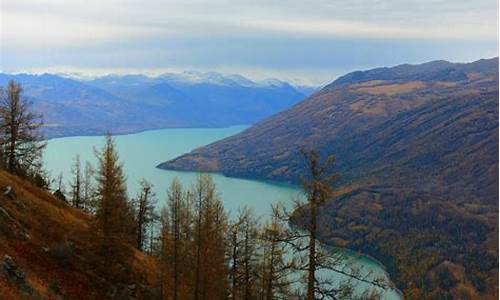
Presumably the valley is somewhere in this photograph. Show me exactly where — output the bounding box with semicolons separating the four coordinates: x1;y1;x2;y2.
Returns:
2;1;498;299
43;126;402;300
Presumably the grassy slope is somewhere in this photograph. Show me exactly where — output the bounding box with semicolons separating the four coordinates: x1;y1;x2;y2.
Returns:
0;171;158;299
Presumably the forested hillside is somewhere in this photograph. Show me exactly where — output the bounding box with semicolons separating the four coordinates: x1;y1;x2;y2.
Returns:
159;58;499;299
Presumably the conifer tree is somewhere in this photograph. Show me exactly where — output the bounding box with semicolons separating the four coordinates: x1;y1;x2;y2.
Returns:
300;149;337;300
227;207;260;300
0;80;45;178
69;155;83;208
133;179;157;251
168;178;182;299
82;161;96;213
260;204;296;300
159;178;196;300
192;174;227;300
93;134;135;277
228;212;245;300
290;150;386;299
159;206;171;300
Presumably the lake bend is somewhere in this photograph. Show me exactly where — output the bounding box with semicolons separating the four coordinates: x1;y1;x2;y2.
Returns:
44;126;402;300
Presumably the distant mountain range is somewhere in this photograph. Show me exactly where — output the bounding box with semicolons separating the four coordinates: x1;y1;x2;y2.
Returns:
159;58;499;298
0;72;315;138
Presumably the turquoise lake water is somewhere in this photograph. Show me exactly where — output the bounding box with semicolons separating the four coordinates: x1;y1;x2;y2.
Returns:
44;126;402;300
44;125;301;217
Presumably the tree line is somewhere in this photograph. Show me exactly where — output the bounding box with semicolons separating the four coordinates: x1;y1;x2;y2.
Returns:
81;137;388;300
0;80;391;299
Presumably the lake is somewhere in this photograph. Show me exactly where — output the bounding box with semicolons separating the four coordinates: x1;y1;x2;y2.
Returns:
44;126;402;300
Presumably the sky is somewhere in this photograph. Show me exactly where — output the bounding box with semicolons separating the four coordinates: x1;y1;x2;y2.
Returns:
1;0;498;85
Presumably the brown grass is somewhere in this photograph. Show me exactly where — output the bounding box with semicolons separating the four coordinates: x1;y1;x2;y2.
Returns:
466;72;482;80
0;279;21;300
351;80;387;88
191;156;220;171
0;171;159;299
354;81;426;95
434;81;458;88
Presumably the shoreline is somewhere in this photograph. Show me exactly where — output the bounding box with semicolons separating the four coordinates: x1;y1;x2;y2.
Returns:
43;124;251;141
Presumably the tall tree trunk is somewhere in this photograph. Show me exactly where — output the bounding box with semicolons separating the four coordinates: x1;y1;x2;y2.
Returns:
231;229;238;300
265;240;276;300
194;191;202;300
244;229;249;300
173;199;179;300
8;117;16;173
307;190;317;300
137;216;144;249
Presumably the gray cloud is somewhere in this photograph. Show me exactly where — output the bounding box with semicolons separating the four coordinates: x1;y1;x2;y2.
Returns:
1;0;498;84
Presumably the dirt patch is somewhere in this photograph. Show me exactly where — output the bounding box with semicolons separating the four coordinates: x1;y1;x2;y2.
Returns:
355;81;426;95
190;156;220;171
349;99;387;115
351;80;387;88
466;72;482;80
434;81;458;88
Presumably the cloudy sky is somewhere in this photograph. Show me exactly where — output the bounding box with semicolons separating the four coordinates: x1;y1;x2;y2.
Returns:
1;0;498;85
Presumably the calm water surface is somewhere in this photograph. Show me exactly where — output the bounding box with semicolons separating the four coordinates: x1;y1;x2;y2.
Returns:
44;126;401;300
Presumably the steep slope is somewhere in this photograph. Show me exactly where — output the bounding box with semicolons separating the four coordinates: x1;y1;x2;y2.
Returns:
0;171;159;299
300;184;498;299
159;58;499;298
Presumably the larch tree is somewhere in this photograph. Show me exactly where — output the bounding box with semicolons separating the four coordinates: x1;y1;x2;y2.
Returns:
192;174;228;300
82;161;96;213
159;205;174;300
287;150;387;300
0;80;45;178
300;149;338;300
159;178;196;300
159;206;170;300
260;204;297;300
227;207;260;300
93;134;135;278
227;211;245;300
278;149;342;299
203;187;228;300
240;208;260;300
193;174;207;300
133;179;157;251
178;188;195;296
69;154;83;209
168;178;182;300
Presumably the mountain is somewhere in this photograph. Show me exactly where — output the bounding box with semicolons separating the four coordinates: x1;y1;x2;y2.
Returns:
0;73;157;137
159;70;257;86
0;171;158;299
88;72;309;127
0;72;309;138
158;58;499;298
158;58;498;199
